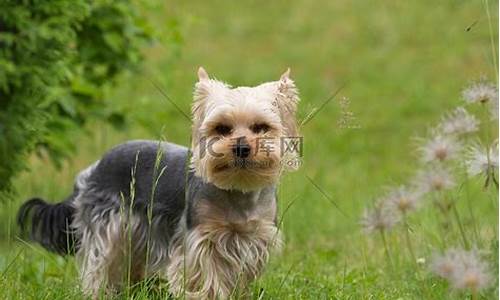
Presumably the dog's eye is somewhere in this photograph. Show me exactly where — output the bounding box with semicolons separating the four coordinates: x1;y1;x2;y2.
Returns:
250;123;271;134
214;124;232;136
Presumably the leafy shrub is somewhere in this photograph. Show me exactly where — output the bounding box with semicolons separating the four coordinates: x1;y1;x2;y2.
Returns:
0;0;152;199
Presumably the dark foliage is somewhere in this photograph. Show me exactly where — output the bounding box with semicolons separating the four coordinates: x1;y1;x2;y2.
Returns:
0;0;152;199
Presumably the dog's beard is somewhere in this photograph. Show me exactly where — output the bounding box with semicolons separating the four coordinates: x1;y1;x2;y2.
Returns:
192;137;281;191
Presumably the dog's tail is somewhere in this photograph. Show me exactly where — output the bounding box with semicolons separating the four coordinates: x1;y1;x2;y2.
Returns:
17;196;78;255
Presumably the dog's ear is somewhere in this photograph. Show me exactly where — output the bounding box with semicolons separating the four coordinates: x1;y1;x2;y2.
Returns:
192;67;230;148
276;68;301;171
280;68;291;81
275;68;300;137
197;66;209;81
192;67;210;148
193;67;210;116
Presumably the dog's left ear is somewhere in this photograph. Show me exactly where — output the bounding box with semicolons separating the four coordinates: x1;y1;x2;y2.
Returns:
280;68;291;81
275;68;300;137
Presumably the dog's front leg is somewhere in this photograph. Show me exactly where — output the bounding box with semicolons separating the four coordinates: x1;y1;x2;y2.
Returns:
167;220;281;300
166;226;235;300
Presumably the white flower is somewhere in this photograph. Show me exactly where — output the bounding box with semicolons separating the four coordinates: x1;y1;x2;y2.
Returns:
418;134;461;163
360;201;399;233
438;107;479;136
462;81;498;105
415;167;455;194
386;185;422;214
464;141;499;187
417;257;426;265
430;248;492;292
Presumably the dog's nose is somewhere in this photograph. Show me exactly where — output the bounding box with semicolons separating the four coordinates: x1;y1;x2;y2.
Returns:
232;138;251;158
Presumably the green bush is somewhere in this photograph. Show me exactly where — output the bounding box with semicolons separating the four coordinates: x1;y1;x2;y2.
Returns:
0;0;152;199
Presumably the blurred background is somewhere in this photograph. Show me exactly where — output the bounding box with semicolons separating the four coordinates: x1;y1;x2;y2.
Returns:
0;0;498;298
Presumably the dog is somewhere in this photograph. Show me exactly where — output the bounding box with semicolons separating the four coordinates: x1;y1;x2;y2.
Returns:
17;67;301;299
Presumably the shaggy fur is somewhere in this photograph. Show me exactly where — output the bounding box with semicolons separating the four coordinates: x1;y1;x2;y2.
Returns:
17;68;300;299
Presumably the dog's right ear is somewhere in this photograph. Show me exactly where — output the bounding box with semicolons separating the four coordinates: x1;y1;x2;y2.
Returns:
193;67;228;118
192;67;228;140
194;67;211;104
193;66;212;113
192;67;210;147
193;67;210;119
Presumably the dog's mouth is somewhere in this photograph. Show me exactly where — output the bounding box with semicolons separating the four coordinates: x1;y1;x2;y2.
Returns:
214;163;230;172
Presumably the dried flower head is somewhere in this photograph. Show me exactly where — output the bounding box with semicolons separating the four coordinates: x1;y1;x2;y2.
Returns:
386;185;422;214
417;133;461;163
438;107;479;136
337;96;361;129
360;201;399;233
430;248;492;293
462;80;498;105
430;249;461;279
465;141;499;188
415;167;455;194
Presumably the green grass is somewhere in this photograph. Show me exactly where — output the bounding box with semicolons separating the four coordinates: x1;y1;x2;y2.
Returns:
0;0;498;299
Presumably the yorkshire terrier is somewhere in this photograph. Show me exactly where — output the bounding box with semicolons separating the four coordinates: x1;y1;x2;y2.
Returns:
18;67;301;299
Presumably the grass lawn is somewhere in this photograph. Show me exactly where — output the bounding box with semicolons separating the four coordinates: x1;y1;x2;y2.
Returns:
0;0;498;299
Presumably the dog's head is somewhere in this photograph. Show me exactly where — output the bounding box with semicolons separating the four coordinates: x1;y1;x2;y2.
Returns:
191;67;300;191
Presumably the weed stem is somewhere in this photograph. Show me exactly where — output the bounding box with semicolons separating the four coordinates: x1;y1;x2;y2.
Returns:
379;230;393;270
451;202;469;250
402;215;417;264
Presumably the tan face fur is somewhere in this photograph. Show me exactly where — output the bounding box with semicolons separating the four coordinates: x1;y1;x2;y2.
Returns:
191;67;300;191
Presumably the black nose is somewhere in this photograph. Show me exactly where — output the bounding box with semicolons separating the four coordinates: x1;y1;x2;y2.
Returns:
232;139;251;158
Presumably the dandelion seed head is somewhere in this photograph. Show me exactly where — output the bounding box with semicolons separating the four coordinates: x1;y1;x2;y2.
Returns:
418;134;461;163
360;201;399;233
386;186;421;214
465;141;499;178
462;80;498;105
431;254;457;279
454;267;491;291
415;167;455;194
438;107;479;136
430;248;492;292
